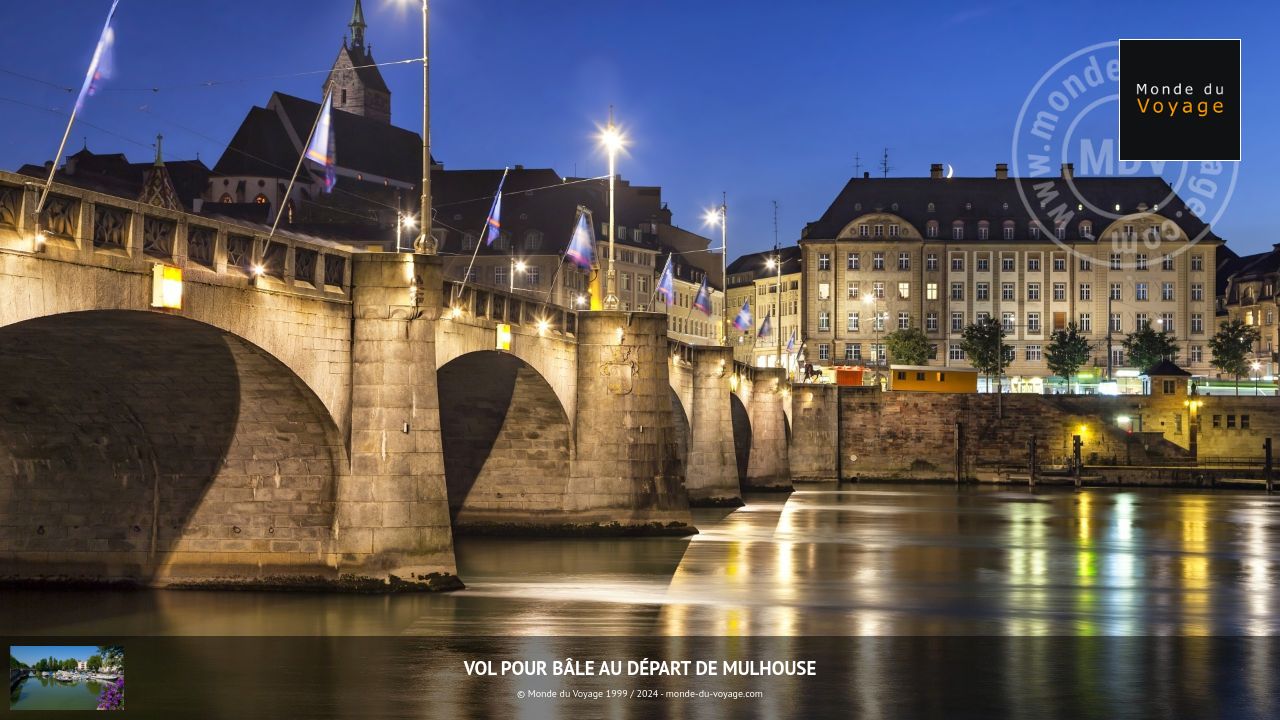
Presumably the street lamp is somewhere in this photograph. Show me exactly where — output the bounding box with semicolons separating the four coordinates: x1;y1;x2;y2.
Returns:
704;200;727;344
598;113;626;311
863;292;883;386
1252;360;1262;396
766;255;783;371
396;213;417;252
392;0;433;251
511;259;526;293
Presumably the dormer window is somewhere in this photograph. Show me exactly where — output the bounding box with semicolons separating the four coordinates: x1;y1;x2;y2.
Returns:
1079;220;1093;238
952;221;964;240
926;220;938;238
977;221;990;240
1002;220;1015;240
927;202;936;213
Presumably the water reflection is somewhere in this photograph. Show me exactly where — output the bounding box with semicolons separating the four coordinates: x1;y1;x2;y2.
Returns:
3;485;1280;638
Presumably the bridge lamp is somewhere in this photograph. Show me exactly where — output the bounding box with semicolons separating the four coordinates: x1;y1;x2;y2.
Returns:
251;263;266;277
598;116;627;311
495;323;512;351
536;318;550;336
401;214;418;231
150;264;183;309
574;294;587;308
33;231;46;249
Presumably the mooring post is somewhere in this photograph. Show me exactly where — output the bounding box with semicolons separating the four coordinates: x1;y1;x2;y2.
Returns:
1073;434;1083;489
1264;437;1273;493
1028;434;1037;489
954;421;964;484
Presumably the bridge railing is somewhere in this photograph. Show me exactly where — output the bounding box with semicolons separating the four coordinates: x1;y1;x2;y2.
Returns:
0;171;354;300
443;279;577;336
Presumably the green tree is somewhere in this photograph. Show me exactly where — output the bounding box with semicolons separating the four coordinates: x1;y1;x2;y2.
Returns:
87;655;103;672
1122;324;1179;373
960;318;1012;383
884;327;931;366
1209;318;1261;395
1045;322;1094;391
98;646;124;671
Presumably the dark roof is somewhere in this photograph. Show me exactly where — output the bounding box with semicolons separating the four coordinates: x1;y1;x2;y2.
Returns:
726;246;802;287
433;168;671;258
802;174;1220;244
1143;359;1191;377
213;93;420;183
657;249;722;291
16;147;210;211
345;45;389;94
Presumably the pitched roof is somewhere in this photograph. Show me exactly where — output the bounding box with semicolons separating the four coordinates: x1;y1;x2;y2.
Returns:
15;147;210;211
1143;359;1191;377
726;246;802;287
212;92;420;183
802;174;1220;244
344;45;389;94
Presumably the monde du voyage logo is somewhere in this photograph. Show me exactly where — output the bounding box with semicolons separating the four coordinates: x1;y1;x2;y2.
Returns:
1120;39;1241;162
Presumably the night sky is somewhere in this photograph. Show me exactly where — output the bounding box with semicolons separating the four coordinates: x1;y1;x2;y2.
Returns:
2;0;1276;255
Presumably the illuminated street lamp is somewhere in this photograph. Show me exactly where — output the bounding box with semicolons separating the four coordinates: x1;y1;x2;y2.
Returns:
766;255;782;370
396;212;417;252
863;292;883;385
395;0;432;252
599;113;626;310
704;200;727;343
511;259;526;293
1253;360;1262;396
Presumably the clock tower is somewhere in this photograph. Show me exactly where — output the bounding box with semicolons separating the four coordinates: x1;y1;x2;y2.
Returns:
323;0;392;124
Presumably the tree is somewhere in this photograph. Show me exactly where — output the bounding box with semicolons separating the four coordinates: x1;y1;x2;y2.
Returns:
1209;318;1262;395
884;327;931;366
87;655;103;672
960;318;1012;383
98;646;124;671
1122;324;1179;373
1045;322;1093;392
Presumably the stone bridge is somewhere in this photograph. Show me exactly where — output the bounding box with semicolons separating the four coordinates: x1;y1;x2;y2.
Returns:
0;172;790;591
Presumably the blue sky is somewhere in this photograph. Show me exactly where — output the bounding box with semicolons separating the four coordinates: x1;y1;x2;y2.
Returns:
1;0;1276;255
10;645;102;665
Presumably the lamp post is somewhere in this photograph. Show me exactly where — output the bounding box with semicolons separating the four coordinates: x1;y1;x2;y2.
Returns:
1253;360;1262;396
418;0;432;252
511;259;525;293
599;113;625;311
863;292;883;386
767;255;783;371
705;200;728;344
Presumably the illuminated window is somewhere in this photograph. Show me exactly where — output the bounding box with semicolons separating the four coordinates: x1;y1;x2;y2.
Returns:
254;194;268;204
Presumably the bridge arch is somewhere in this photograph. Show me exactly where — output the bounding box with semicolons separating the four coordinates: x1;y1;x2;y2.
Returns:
436;350;573;530
0;310;346;583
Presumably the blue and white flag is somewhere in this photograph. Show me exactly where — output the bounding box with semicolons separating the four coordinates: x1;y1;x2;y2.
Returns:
656;256;674;306
732;301;752;332
484;174;506;245
566;210;595;269
74;0;121;113
305;93;336;193
692;276;712;315
786;329;796;352
757;310;772;339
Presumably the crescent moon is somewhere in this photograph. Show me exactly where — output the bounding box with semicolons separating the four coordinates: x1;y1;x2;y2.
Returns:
945;164;954;179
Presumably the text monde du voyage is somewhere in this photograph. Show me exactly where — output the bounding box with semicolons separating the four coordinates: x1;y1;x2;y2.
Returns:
1134;82;1228;118
464;659;818;677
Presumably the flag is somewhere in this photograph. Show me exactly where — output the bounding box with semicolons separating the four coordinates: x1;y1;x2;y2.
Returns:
74;0;120;113
305;93;336;193
732;301;752;332
656;256;674;306
566;211;595;269
757;310;772;339
483;174;506;245
692;276;712;315
786;329;796;353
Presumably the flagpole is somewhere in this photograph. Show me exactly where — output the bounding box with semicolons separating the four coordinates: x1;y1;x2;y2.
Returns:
269;87;333;241
457;167;508;305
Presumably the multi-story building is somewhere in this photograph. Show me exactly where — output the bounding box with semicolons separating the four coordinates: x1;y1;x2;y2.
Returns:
1219;243;1280;379
799;163;1224;391
725;247;802;370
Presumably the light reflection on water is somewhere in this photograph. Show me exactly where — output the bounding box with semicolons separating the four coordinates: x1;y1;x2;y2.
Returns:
4;484;1280;637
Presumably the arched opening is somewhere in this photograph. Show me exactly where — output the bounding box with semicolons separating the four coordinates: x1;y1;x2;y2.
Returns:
0;311;344;583
437;351;571;530
730;393;752;485
668;388;689;477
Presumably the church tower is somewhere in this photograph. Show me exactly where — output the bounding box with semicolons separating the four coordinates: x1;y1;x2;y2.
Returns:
323;0;391;123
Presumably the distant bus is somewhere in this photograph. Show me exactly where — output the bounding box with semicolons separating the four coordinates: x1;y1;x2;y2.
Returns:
887;365;978;393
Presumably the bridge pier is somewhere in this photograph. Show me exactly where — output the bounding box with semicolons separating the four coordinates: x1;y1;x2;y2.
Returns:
745;368;793;491
338;254;460;589
683;346;742;506
563;312;695;534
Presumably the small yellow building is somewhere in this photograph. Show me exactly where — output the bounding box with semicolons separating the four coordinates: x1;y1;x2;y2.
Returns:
888;365;978;393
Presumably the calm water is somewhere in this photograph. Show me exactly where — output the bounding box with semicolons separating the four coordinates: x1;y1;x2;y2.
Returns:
4;484;1280;718
4;484;1280;636
9;675;103;710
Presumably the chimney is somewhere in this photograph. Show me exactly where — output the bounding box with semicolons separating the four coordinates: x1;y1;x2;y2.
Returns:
930;163;944;179
1061;162;1074;179
863;171;870;179
995;163;1008;180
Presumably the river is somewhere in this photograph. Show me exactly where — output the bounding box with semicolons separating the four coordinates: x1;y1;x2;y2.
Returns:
4;484;1279;718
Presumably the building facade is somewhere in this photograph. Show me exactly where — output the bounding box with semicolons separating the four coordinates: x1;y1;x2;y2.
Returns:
798;163;1223;391
1219;243;1280;381
726;247;802;370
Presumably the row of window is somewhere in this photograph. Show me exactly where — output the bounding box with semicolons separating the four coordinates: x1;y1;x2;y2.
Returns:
814;309;1209;336
816;251;1206;273
855;219;1171;242
817;279;1206;304
813;342;1214;367
669;316;715;338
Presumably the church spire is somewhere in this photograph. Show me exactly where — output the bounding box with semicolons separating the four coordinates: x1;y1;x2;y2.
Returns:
349;0;367;49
